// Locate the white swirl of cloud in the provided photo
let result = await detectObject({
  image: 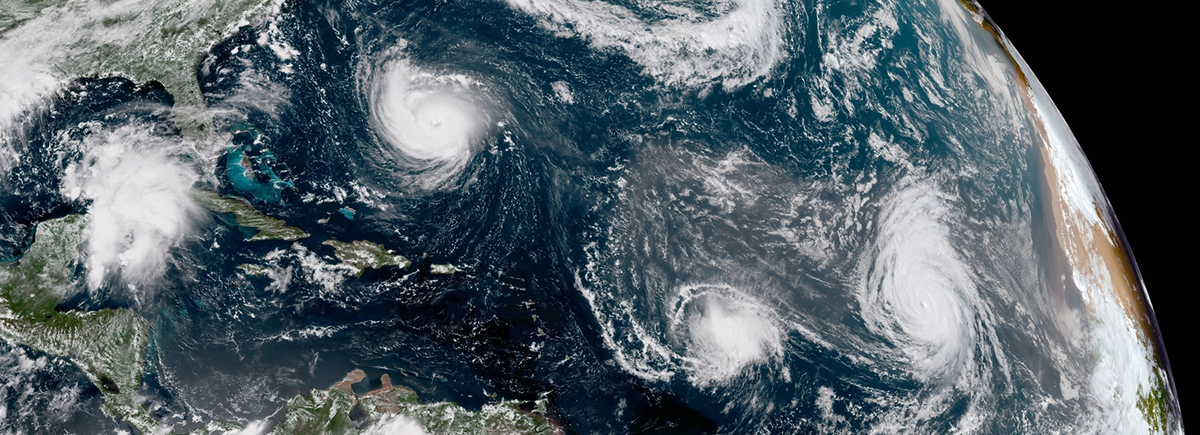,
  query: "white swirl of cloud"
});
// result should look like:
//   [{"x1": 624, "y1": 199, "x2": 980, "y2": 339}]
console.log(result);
[
  {"x1": 575, "y1": 277, "x2": 786, "y2": 387},
  {"x1": 858, "y1": 182, "x2": 976, "y2": 379},
  {"x1": 61, "y1": 126, "x2": 202, "y2": 293},
  {"x1": 364, "y1": 48, "x2": 488, "y2": 188},
  {"x1": 668, "y1": 283, "x2": 785, "y2": 386}
]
